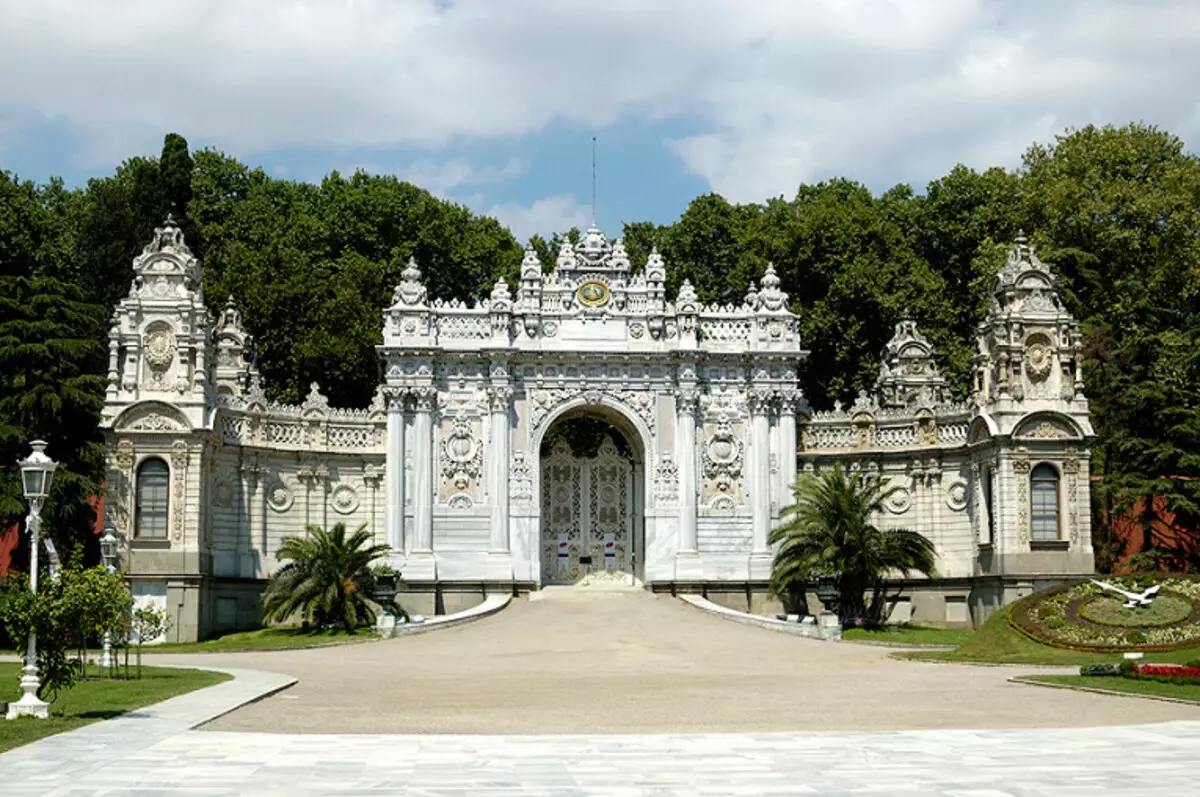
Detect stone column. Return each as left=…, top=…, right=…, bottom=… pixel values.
left=749, top=388, right=773, bottom=577
left=408, top=387, right=437, bottom=579
left=385, top=390, right=406, bottom=553
left=674, top=388, right=703, bottom=579
left=778, top=393, right=797, bottom=509
left=487, top=386, right=514, bottom=579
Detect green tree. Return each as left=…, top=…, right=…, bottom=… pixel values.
left=0, top=274, right=106, bottom=564
left=1020, top=123, right=1200, bottom=566
left=260, top=523, right=391, bottom=630
left=0, top=563, right=130, bottom=698
left=769, top=465, right=937, bottom=625
left=158, top=133, right=193, bottom=218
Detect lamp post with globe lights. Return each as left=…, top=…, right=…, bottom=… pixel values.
left=7, top=440, right=58, bottom=720
left=99, top=523, right=120, bottom=671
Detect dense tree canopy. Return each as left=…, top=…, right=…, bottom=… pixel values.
left=0, top=123, right=1198, bottom=568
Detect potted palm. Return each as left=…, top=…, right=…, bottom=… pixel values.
left=769, top=464, right=936, bottom=632
left=261, top=523, right=393, bottom=633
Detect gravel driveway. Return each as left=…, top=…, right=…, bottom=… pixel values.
left=149, top=588, right=1199, bottom=734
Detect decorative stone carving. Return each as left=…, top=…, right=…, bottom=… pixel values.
left=707, top=494, right=736, bottom=511
left=653, top=453, right=679, bottom=507
left=448, top=493, right=474, bottom=510
left=883, top=486, right=912, bottom=514
left=144, top=326, right=175, bottom=373
left=392, top=258, right=428, bottom=307
left=510, top=449, right=533, bottom=506
left=302, top=382, right=331, bottom=416
left=116, top=439, right=135, bottom=470
left=440, top=417, right=483, bottom=489
left=330, top=484, right=360, bottom=515
left=757, top=263, right=788, bottom=312
left=266, top=478, right=295, bottom=513
left=213, top=472, right=234, bottom=508
left=1024, top=334, right=1054, bottom=382
left=702, top=421, right=743, bottom=491
left=946, top=480, right=968, bottom=512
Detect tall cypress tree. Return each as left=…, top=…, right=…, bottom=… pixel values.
left=0, top=274, right=107, bottom=567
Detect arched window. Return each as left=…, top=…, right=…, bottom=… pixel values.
left=136, top=458, right=170, bottom=539
left=1030, top=464, right=1060, bottom=541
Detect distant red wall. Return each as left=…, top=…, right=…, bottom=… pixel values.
left=1098, top=486, right=1199, bottom=573
left=0, top=493, right=104, bottom=578
left=0, top=523, right=16, bottom=578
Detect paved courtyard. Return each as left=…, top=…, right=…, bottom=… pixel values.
left=5, top=589, right=1200, bottom=795
left=168, top=589, right=1195, bottom=734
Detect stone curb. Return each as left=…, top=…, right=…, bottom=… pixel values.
left=1009, top=674, right=1200, bottom=707
left=149, top=635, right=378, bottom=655
left=386, top=592, right=511, bottom=638
left=678, top=594, right=835, bottom=640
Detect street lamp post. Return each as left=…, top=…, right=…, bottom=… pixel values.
left=99, top=524, right=119, bottom=671
left=7, top=440, right=58, bottom=720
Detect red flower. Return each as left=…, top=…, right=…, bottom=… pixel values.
left=1135, top=664, right=1200, bottom=679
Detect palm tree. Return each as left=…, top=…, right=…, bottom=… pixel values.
left=769, top=464, right=937, bottom=625
left=261, top=523, right=392, bottom=630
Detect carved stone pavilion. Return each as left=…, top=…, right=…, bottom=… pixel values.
left=101, top=220, right=1094, bottom=641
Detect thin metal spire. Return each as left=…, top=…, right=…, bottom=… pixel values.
left=591, top=136, right=597, bottom=226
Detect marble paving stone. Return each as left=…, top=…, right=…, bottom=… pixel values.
left=4, top=665, right=1200, bottom=796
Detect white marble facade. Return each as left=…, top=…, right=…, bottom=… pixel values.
left=101, top=220, right=1093, bottom=640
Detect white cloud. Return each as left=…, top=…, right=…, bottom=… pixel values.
left=1, top=1, right=1199, bottom=200
left=483, top=195, right=591, bottom=243
left=398, top=157, right=524, bottom=198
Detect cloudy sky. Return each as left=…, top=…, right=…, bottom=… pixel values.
left=1, top=0, right=1198, bottom=241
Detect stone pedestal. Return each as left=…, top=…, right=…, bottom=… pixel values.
left=818, top=610, right=842, bottom=641
left=375, top=613, right=396, bottom=639
left=6, top=663, right=49, bottom=719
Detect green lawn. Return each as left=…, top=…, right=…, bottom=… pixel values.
left=899, top=608, right=1200, bottom=666
left=0, top=662, right=229, bottom=753
left=1022, top=674, right=1200, bottom=703
left=842, top=624, right=972, bottom=647
left=146, top=625, right=371, bottom=654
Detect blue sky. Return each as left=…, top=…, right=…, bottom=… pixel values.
left=2, top=1, right=1198, bottom=243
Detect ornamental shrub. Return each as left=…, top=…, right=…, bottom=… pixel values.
left=0, top=564, right=132, bottom=700
left=1080, top=663, right=1122, bottom=676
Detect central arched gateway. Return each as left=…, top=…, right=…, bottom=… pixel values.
left=536, top=405, right=646, bottom=585
left=378, top=224, right=803, bottom=595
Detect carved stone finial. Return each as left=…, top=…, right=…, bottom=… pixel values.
left=645, top=247, right=666, bottom=283
left=392, top=257, right=428, bottom=306
left=521, top=248, right=542, bottom=280
left=302, top=382, right=330, bottom=414
left=555, top=238, right=578, bottom=272
left=142, top=215, right=191, bottom=256
left=875, top=319, right=948, bottom=409
left=490, top=277, right=513, bottom=309
left=676, top=279, right=699, bottom=313
left=608, top=237, right=631, bottom=271
left=757, top=262, right=788, bottom=312
left=744, top=280, right=759, bottom=310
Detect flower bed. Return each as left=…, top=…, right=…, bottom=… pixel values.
left=1009, top=575, right=1200, bottom=652
left=1080, top=660, right=1200, bottom=687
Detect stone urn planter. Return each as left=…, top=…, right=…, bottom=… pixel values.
left=373, top=572, right=400, bottom=639
left=372, top=574, right=398, bottom=610
left=815, top=574, right=839, bottom=609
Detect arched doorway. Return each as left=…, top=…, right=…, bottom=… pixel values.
left=538, top=409, right=644, bottom=585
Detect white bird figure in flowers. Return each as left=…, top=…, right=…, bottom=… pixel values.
left=1089, top=579, right=1160, bottom=609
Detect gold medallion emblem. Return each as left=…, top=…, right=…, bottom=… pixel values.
left=577, top=280, right=610, bottom=307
